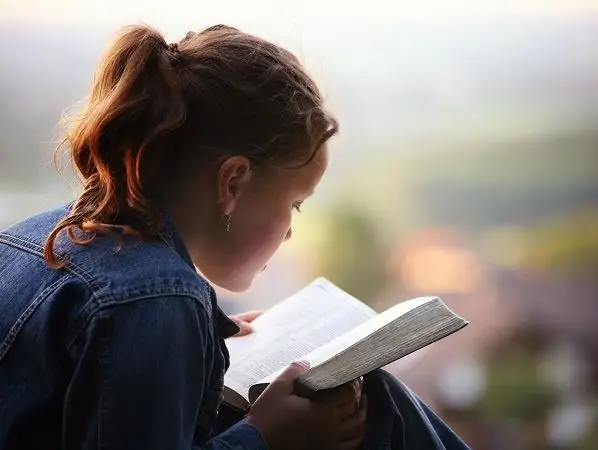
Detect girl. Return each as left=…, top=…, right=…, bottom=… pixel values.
left=0, top=25, right=469, bottom=450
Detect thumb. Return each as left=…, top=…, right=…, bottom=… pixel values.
left=270, top=361, right=311, bottom=393
left=230, top=317, right=254, bottom=337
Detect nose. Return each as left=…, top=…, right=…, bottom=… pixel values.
left=284, top=227, right=292, bottom=242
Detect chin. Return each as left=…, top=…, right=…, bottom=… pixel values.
left=217, top=273, right=258, bottom=294
left=202, top=264, right=266, bottom=293
left=224, top=282, right=252, bottom=293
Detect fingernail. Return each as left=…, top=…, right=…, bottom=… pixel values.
left=293, top=360, right=311, bottom=369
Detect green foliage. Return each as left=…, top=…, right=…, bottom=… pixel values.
left=481, top=347, right=557, bottom=421
left=330, top=131, right=598, bottom=234
left=393, top=130, right=598, bottom=189
left=317, top=205, right=389, bottom=304
left=520, top=208, right=598, bottom=273
left=575, top=417, right=598, bottom=450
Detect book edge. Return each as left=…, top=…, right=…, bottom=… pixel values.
left=297, top=299, right=468, bottom=391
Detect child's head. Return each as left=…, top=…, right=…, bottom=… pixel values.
left=45, top=24, right=337, bottom=292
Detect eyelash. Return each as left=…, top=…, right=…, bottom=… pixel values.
left=293, top=203, right=303, bottom=213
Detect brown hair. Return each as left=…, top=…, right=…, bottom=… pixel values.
left=44, top=24, right=337, bottom=268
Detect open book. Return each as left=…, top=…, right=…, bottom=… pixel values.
left=223, top=278, right=468, bottom=410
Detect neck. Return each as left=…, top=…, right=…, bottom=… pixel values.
left=164, top=189, right=222, bottom=271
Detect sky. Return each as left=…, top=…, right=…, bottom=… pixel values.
left=3, top=0, right=598, bottom=150
left=3, top=0, right=598, bottom=35
left=4, top=0, right=598, bottom=83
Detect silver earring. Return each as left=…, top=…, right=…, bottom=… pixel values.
left=223, top=214, right=232, bottom=232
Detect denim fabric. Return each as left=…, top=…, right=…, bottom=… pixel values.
left=216, top=370, right=471, bottom=450
left=0, top=204, right=266, bottom=450
left=0, top=203, right=470, bottom=450
left=360, top=370, right=471, bottom=450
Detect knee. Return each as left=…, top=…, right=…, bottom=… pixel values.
left=365, top=369, right=406, bottom=389
left=364, top=369, right=419, bottom=404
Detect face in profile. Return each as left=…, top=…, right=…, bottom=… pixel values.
left=193, top=146, right=329, bottom=293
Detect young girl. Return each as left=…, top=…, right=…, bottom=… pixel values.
left=0, top=25, right=469, bottom=450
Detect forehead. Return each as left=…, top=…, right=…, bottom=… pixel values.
left=290, top=146, right=329, bottom=191
left=263, top=146, right=329, bottom=194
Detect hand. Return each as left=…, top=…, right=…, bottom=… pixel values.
left=246, top=362, right=367, bottom=450
left=228, top=310, right=262, bottom=336
left=321, top=377, right=364, bottom=417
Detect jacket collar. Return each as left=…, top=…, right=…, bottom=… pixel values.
left=158, top=212, right=240, bottom=338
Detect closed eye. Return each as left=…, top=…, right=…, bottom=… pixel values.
left=293, top=202, right=303, bottom=213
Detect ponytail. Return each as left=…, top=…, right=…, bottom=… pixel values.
left=45, top=25, right=185, bottom=268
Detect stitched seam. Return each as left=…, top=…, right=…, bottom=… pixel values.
left=66, top=293, right=213, bottom=351
left=0, top=233, right=100, bottom=291
left=219, top=441, right=234, bottom=450
left=98, top=309, right=112, bottom=450
left=0, top=275, right=74, bottom=362
left=0, top=233, right=215, bottom=364
left=0, top=232, right=107, bottom=356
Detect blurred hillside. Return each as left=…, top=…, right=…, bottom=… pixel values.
left=2, top=16, right=598, bottom=298
left=3, top=16, right=598, bottom=296
left=2, top=18, right=598, bottom=186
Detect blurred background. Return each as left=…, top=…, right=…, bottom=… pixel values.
left=2, top=0, right=598, bottom=448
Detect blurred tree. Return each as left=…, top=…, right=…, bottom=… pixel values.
left=576, top=416, right=598, bottom=450
left=317, top=205, right=389, bottom=305
left=387, top=131, right=598, bottom=231
left=480, top=339, right=557, bottom=423
left=520, top=208, right=598, bottom=274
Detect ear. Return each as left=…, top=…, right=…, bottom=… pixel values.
left=216, top=156, right=252, bottom=215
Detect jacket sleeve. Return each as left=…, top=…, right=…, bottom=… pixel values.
left=63, top=295, right=267, bottom=450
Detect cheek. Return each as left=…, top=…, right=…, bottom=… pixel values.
left=254, top=209, right=292, bottom=249
left=239, top=207, right=292, bottom=261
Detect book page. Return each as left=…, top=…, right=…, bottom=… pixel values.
left=299, top=299, right=468, bottom=391
left=248, top=297, right=469, bottom=402
left=224, top=278, right=376, bottom=401
left=254, top=296, right=437, bottom=386
left=301, top=296, right=438, bottom=368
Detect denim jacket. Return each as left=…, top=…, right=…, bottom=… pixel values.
left=0, top=204, right=266, bottom=450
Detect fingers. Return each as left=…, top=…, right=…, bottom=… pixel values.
left=232, top=310, right=263, bottom=322
left=229, top=311, right=263, bottom=336
left=358, top=392, right=367, bottom=419
left=337, top=423, right=367, bottom=449
left=325, top=379, right=362, bottom=412
left=269, top=361, right=311, bottom=394
left=345, top=378, right=363, bottom=401
left=338, top=393, right=368, bottom=442
left=352, top=377, right=363, bottom=403
left=230, top=317, right=254, bottom=336
left=338, top=430, right=367, bottom=450
left=336, top=395, right=359, bottom=420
